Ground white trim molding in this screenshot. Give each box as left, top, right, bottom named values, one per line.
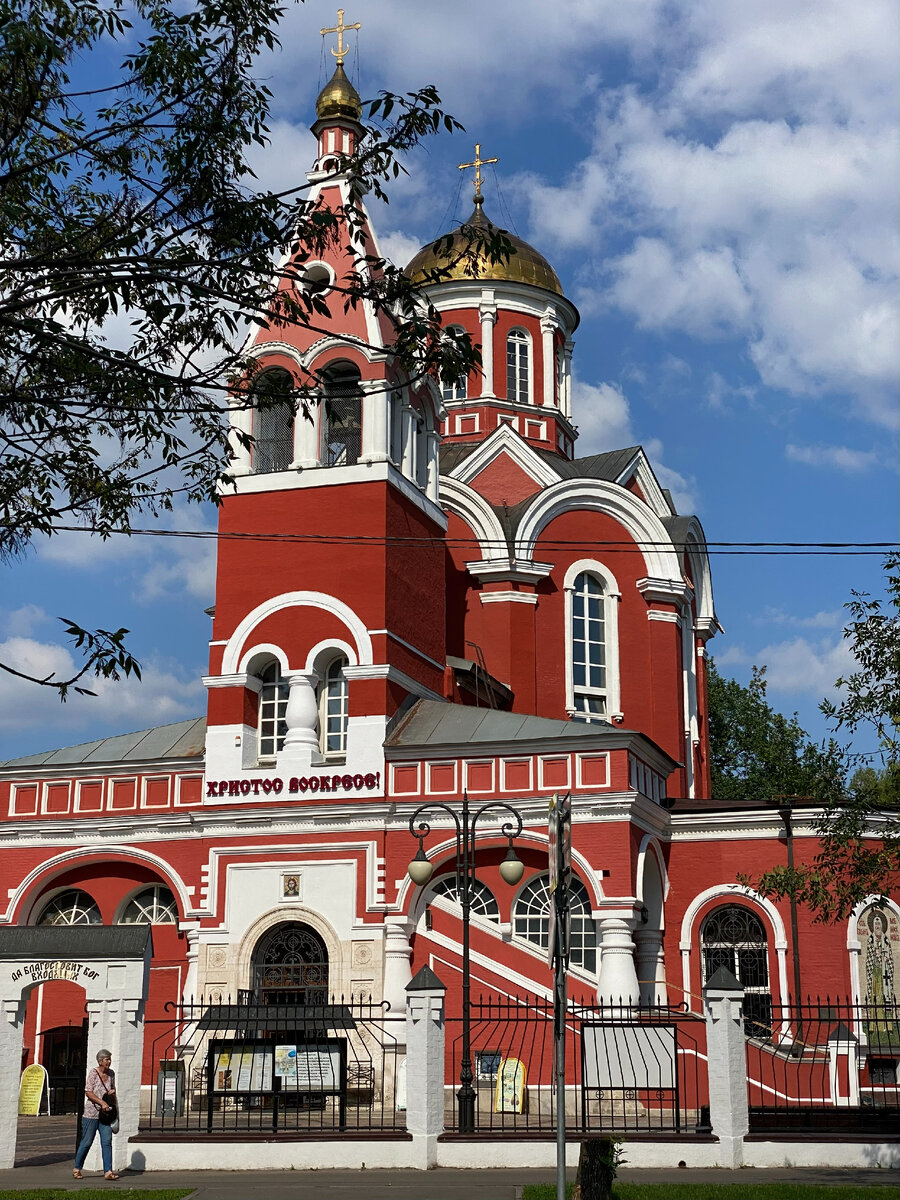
left=479, top=591, right=539, bottom=605
left=222, top=592, right=373, bottom=675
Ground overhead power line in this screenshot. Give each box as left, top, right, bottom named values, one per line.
left=40, top=525, right=900, bottom=557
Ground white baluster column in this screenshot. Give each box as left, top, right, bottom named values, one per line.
left=634, top=928, right=668, bottom=1006
left=281, top=671, right=320, bottom=753
left=596, top=916, right=640, bottom=1007
left=383, top=919, right=414, bottom=1015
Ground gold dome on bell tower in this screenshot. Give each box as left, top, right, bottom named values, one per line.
left=315, top=62, right=362, bottom=122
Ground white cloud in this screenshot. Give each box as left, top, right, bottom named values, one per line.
left=571, top=380, right=635, bottom=451
left=3, top=605, right=50, bottom=638
left=712, top=633, right=854, bottom=700
left=644, top=438, right=698, bottom=513
left=759, top=607, right=843, bottom=631
left=785, top=443, right=882, bottom=473
left=376, top=229, right=423, bottom=268
left=0, top=633, right=205, bottom=746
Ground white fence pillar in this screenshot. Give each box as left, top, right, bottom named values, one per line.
left=405, top=964, right=446, bottom=1170
left=0, top=997, right=26, bottom=1169
left=703, top=966, right=748, bottom=1168
left=827, top=1022, right=860, bottom=1107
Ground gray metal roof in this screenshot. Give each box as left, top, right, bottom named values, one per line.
left=386, top=698, right=620, bottom=749
left=0, top=717, right=206, bottom=769
left=0, top=924, right=152, bottom=961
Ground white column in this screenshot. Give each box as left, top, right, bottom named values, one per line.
left=425, top=431, right=441, bottom=503
left=228, top=399, right=253, bottom=475
left=401, top=406, right=417, bottom=478
left=0, top=997, right=26, bottom=1169
left=181, top=927, right=200, bottom=1004
left=563, top=339, right=574, bottom=419
left=405, top=965, right=446, bottom=1169
left=360, top=381, right=389, bottom=464
left=84, top=996, right=145, bottom=1173
left=827, top=1024, right=860, bottom=1107
left=596, top=916, right=640, bottom=1007
left=541, top=311, right=555, bottom=408
left=281, top=671, right=320, bottom=753
left=479, top=301, right=497, bottom=398
left=292, top=398, right=320, bottom=468
left=382, top=919, right=414, bottom=1015
left=703, top=970, right=747, bottom=1168
left=634, top=929, right=668, bottom=1006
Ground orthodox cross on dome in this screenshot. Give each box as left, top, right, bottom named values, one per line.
left=458, top=143, right=499, bottom=202
left=320, top=8, right=361, bottom=65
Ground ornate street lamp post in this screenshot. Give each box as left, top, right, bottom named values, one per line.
left=407, top=791, right=525, bottom=1133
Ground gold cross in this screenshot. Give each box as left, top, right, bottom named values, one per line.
left=458, top=143, right=499, bottom=201
left=320, top=8, right=361, bottom=65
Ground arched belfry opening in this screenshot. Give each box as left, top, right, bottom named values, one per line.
left=249, top=922, right=329, bottom=1005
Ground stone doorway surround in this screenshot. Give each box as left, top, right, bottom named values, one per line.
left=0, top=925, right=151, bottom=1172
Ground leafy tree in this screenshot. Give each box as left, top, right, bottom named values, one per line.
left=0, top=0, right=504, bottom=697
left=746, top=555, right=900, bottom=919
left=707, top=660, right=845, bottom=804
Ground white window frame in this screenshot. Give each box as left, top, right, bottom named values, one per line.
left=318, top=653, right=350, bottom=759
left=564, top=559, right=622, bottom=723
left=442, top=326, right=467, bottom=402
left=258, top=658, right=289, bottom=762
left=506, top=328, right=531, bottom=405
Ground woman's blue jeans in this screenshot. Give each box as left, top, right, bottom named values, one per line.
left=74, top=1117, right=112, bottom=1172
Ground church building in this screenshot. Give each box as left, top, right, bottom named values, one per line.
left=0, top=40, right=894, bottom=1110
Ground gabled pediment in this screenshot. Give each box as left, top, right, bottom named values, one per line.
left=448, top=424, right=561, bottom=496
left=615, top=449, right=675, bottom=518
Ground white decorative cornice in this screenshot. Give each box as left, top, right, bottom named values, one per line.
left=647, top=610, right=680, bottom=624
left=203, top=673, right=262, bottom=692
left=466, top=558, right=554, bottom=583
left=636, top=576, right=693, bottom=607
left=479, top=591, right=539, bottom=605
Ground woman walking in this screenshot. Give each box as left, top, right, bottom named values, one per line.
left=73, top=1048, right=119, bottom=1180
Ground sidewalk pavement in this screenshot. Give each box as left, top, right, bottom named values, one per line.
left=1, top=1162, right=899, bottom=1198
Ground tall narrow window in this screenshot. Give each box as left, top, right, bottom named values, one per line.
left=506, top=329, right=530, bottom=404
left=701, top=906, right=772, bottom=1036
left=320, top=655, right=349, bottom=757
left=258, top=660, right=289, bottom=760
left=572, top=571, right=607, bottom=719
left=322, top=364, right=362, bottom=467
left=442, top=326, right=467, bottom=402
left=251, top=369, right=294, bottom=474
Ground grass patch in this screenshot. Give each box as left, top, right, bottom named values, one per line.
left=523, top=1186, right=900, bottom=1200
left=0, top=1191, right=194, bottom=1200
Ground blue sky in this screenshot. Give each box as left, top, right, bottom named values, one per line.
left=1, top=0, right=897, bottom=763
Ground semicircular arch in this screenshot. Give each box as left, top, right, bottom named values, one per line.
left=222, top=592, right=372, bottom=675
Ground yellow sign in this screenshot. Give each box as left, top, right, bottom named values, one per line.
left=18, top=1064, right=47, bottom=1116
left=493, top=1057, right=526, bottom=1114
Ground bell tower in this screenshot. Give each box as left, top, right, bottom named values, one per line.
left=203, top=26, right=447, bottom=792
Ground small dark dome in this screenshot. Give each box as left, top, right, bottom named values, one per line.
left=405, top=199, right=563, bottom=296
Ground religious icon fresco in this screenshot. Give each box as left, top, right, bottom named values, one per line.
left=857, top=905, right=900, bottom=1043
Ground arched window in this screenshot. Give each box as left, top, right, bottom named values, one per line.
left=120, top=885, right=178, bottom=924
left=251, top=922, right=329, bottom=1004
left=514, top=875, right=597, bottom=973
left=251, top=369, right=294, bottom=474
left=431, top=876, right=500, bottom=922
left=37, top=889, right=101, bottom=926
left=319, top=654, right=349, bottom=758
left=321, top=363, right=362, bottom=467
left=556, top=345, right=566, bottom=406
left=506, top=329, right=530, bottom=405
left=701, top=905, right=772, bottom=1036
left=442, top=326, right=467, bottom=402
left=565, top=561, right=621, bottom=723
left=258, top=659, right=289, bottom=761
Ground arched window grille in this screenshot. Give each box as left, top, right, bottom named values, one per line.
left=431, top=876, right=500, bottom=922
left=506, top=329, right=530, bottom=405
left=251, top=369, right=294, bottom=474
left=251, top=923, right=329, bottom=1005
left=442, top=326, right=467, bottom=402
left=319, top=655, right=349, bottom=757
left=571, top=571, right=607, bottom=719
left=701, top=905, right=772, bottom=1037
left=120, top=885, right=178, bottom=924
left=37, top=889, right=101, bottom=926
left=321, top=364, right=362, bottom=467
left=514, top=875, right=596, bottom=973
left=258, top=660, right=289, bottom=760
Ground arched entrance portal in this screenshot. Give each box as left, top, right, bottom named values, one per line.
left=250, top=923, right=329, bottom=1004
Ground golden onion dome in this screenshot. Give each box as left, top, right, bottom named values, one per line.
left=315, top=63, right=362, bottom=122
left=405, top=198, right=563, bottom=296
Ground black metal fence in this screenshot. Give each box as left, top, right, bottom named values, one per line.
left=746, top=998, right=900, bottom=1133
left=446, top=995, right=709, bottom=1135
left=141, top=996, right=406, bottom=1135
